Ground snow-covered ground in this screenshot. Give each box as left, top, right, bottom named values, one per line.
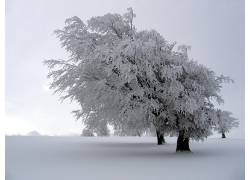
left=5, top=136, right=244, bottom=180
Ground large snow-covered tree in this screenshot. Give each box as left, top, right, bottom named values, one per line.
left=44, top=8, right=172, bottom=142
left=44, top=8, right=235, bottom=151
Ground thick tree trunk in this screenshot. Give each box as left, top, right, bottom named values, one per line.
left=156, top=131, right=165, bottom=145
left=222, top=133, right=226, bottom=138
left=176, top=130, right=191, bottom=152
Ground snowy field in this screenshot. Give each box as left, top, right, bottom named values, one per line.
left=6, top=136, right=244, bottom=180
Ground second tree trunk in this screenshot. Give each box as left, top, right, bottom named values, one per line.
left=222, top=133, right=226, bottom=138
left=176, top=130, right=190, bottom=152
left=156, top=131, right=165, bottom=145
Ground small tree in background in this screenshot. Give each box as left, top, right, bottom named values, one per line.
left=215, top=110, right=239, bottom=138
left=81, top=128, right=94, bottom=137
left=96, top=121, right=110, bottom=137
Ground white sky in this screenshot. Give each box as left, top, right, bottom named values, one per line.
left=5, top=0, right=245, bottom=138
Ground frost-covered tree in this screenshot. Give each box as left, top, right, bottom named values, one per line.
left=43, top=8, right=174, bottom=144
left=96, top=121, right=110, bottom=136
left=113, top=128, right=141, bottom=137
left=169, top=56, right=234, bottom=151
left=44, top=8, right=235, bottom=151
left=83, top=116, right=110, bottom=136
left=215, top=110, right=239, bottom=138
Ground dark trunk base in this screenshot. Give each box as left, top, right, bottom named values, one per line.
left=157, top=131, right=165, bottom=145
left=176, top=130, right=191, bottom=152
left=222, top=133, right=226, bottom=138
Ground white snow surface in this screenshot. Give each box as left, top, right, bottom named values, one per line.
left=6, top=136, right=244, bottom=180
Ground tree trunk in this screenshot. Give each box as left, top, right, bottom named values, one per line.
left=161, top=134, right=165, bottom=143
left=222, top=133, right=226, bottom=138
left=176, top=130, right=191, bottom=152
left=156, top=131, right=165, bottom=145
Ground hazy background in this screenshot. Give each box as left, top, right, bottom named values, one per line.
left=5, top=0, right=245, bottom=138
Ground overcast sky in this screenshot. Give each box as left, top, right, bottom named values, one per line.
left=5, top=0, right=245, bottom=138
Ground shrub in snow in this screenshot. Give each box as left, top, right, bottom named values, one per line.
left=27, top=131, right=42, bottom=136
left=81, top=129, right=94, bottom=137
left=85, top=121, right=110, bottom=136
left=114, top=129, right=140, bottom=137
left=96, top=126, right=110, bottom=137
